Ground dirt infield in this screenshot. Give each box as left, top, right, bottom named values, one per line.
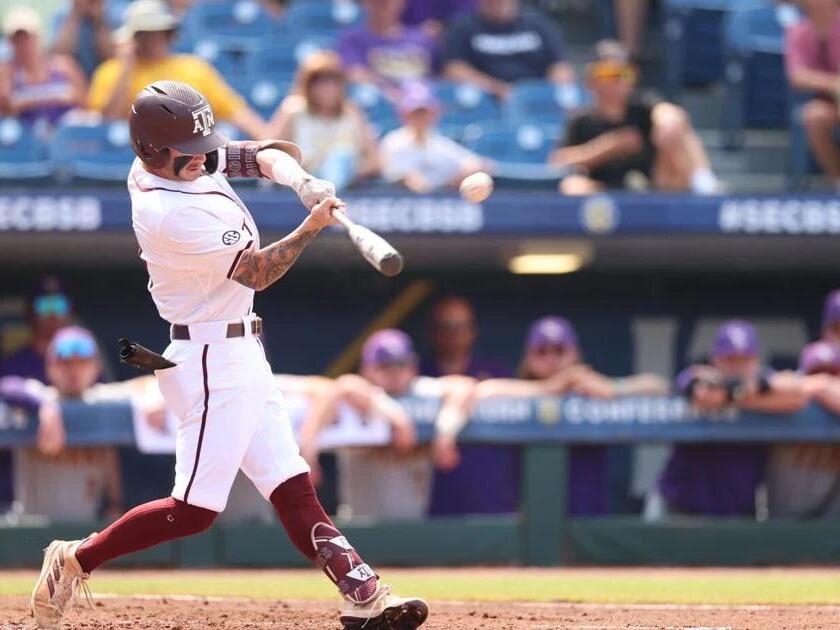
left=3, top=595, right=840, bottom=629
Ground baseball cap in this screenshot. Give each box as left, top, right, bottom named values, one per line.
left=711, top=320, right=759, bottom=359
left=48, top=326, right=98, bottom=361
left=3, top=6, right=42, bottom=38
left=361, top=329, right=417, bottom=367
left=30, top=276, right=71, bottom=318
left=398, top=82, right=440, bottom=115
left=525, top=316, right=579, bottom=351
left=799, top=340, right=840, bottom=374
left=116, top=0, right=179, bottom=41
left=822, top=289, right=840, bottom=331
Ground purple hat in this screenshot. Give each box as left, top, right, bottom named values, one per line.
left=711, top=320, right=759, bottom=359
left=47, top=326, right=98, bottom=361
left=822, top=290, right=840, bottom=331
left=526, top=316, right=579, bottom=351
left=398, top=82, right=440, bottom=115
left=361, top=329, right=417, bottom=367
left=799, top=340, right=840, bottom=374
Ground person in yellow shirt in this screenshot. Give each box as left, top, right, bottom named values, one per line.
left=88, top=0, right=268, bottom=139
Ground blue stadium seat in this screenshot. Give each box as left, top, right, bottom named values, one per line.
left=0, top=119, right=52, bottom=180
left=348, top=83, right=399, bottom=137
left=229, top=77, right=293, bottom=119
left=283, top=1, right=364, bottom=37
left=505, top=81, right=583, bottom=136
left=50, top=121, right=136, bottom=182
left=463, top=122, right=558, bottom=164
left=662, top=0, right=766, bottom=98
left=245, top=36, right=336, bottom=83
left=722, top=4, right=800, bottom=147
left=179, top=0, right=280, bottom=45
left=190, top=38, right=252, bottom=77
left=432, top=82, right=499, bottom=142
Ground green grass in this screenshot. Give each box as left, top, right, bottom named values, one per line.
left=3, top=568, right=840, bottom=605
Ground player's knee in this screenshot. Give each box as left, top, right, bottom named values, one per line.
left=653, top=105, right=690, bottom=147
left=171, top=499, right=218, bottom=535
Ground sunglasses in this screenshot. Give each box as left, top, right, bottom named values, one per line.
left=34, top=294, right=70, bottom=317
left=589, top=64, right=637, bottom=83
left=53, top=336, right=97, bottom=360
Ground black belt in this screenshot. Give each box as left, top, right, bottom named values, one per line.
left=171, top=317, right=263, bottom=341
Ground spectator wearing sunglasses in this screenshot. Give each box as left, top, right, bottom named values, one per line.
left=767, top=340, right=840, bottom=517
left=519, top=315, right=666, bottom=515
left=13, top=326, right=123, bottom=522
left=550, top=40, right=720, bottom=195
left=0, top=276, right=73, bottom=383
left=419, top=295, right=517, bottom=517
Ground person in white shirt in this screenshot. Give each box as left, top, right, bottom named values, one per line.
left=30, top=80, right=428, bottom=630
left=379, top=83, right=484, bottom=193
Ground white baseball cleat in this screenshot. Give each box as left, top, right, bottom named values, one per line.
left=30, top=539, right=91, bottom=629
left=339, top=583, right=429, bottom=630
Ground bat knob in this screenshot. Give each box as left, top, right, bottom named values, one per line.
left=380, top=252, right=404, bottom=277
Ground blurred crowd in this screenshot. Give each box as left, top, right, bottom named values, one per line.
left=0, top=0, right=735, bottom=194
left=4, top=276, right=840, bottom=524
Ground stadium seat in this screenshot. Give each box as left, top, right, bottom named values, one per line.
left=661, top=0, right=766, bottom=99
left=229, top=76, right=293, bottom=120
left=432, top=82, right=499, bottom=142
left=348, top=83, right=399, bottom=137
left=245, top=36, right=336, bottom=83
left=464, top=122, right=558, bottom=165
left=0, top=118, right=52, bottom=180
left=722, top=4, right=799, bottom=148
left=283, top=0, right=364, bottom=37
left=49, top=121, right=136, bottom=182
left=505, top=81, right=583, bottom=137
left=190, top=38, right=252, bottom=77
left=179, top=0, right=280, bottom=45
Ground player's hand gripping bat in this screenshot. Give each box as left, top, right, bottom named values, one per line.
left=331, top=207, right=404, bottom=277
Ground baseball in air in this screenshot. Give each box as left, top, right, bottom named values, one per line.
left=459, top=171, right=494, bottom=203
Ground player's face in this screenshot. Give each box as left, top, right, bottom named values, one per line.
left=590, top=72, right=634, bottom=108
left=46, top=356, right=100, bottom=398
left=133, top=30, right=173, bottom=59
left=309, top=73, right=345, bottom=112
left=712, top=354, right=759, bottom=380
left=480, top=0, right=519, bottom=22
left=363, top=361, right=417, bottom=396
left=166, top=148, right=207, bottom=181
left=526, top=345, right=579, bottom=379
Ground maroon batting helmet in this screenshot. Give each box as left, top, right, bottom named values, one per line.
left=129, top=80, right=228, bottom=172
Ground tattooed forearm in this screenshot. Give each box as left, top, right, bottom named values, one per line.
left=232, top=225, right=320, bottom=291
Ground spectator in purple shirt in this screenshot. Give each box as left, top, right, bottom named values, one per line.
left=0, top=276, right=74, bottom=383
left=402, top=0, right=475, bottom=39
left=785, top=0, right=840, bottom=190
left=419, top=296, right=518, bottom=516
left=647, top=320, right=808, bottom=521
left=337, top=0, right=436, bottom=96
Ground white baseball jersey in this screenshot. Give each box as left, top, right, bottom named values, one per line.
left=128, top=155, right=309, bottom=513
left=129, top=151, right=259, bottom=325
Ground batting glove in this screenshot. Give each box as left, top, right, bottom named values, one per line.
left=296, top=177, right=336, bottom=210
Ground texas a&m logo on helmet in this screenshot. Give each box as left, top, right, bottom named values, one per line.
left=192, top=104, right=215, bottom=136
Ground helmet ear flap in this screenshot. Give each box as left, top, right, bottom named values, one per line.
left=204, top=149, right=219, bottom=174
left=134, top=139, right=170, bottom=169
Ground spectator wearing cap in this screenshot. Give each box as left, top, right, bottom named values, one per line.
left=337, top=0, right=436, bottom=94
left=269, top=51, right=380, bottom=192
left=785, top=0, right=840, bottom=190
left=767, top=340, right=840, bottom=517
left=379, top=83, right=485, bottom=193
left=419, top=295, right=518, bottom=517
left=50, top=0, right=116, bottom=79
left=0, top=277, right=74, bottom=383
left=647, top=320, right=808, bottom=521
left=518, top=315, right=667, bottom=515
left=442, top=0, right=575, bottom=100
left=87, top=0, right=268, bottom=138
left=550, top=40, right=720, bottom=195
left=302, top=329, right=476, bottom=520
left=821, top=289, right=840, bottom=344
left=0, top=6, right=86, bottom=128
left=13, top=326, right=123, bottom=522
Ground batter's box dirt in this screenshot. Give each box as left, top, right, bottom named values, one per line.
left=1, top=596, right=839, bottom=629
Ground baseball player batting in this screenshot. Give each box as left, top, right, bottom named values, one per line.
left=30, top=80, right=428, bottom=630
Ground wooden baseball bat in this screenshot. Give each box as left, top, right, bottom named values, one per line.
left=331, top=208, right=404, bottom=277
